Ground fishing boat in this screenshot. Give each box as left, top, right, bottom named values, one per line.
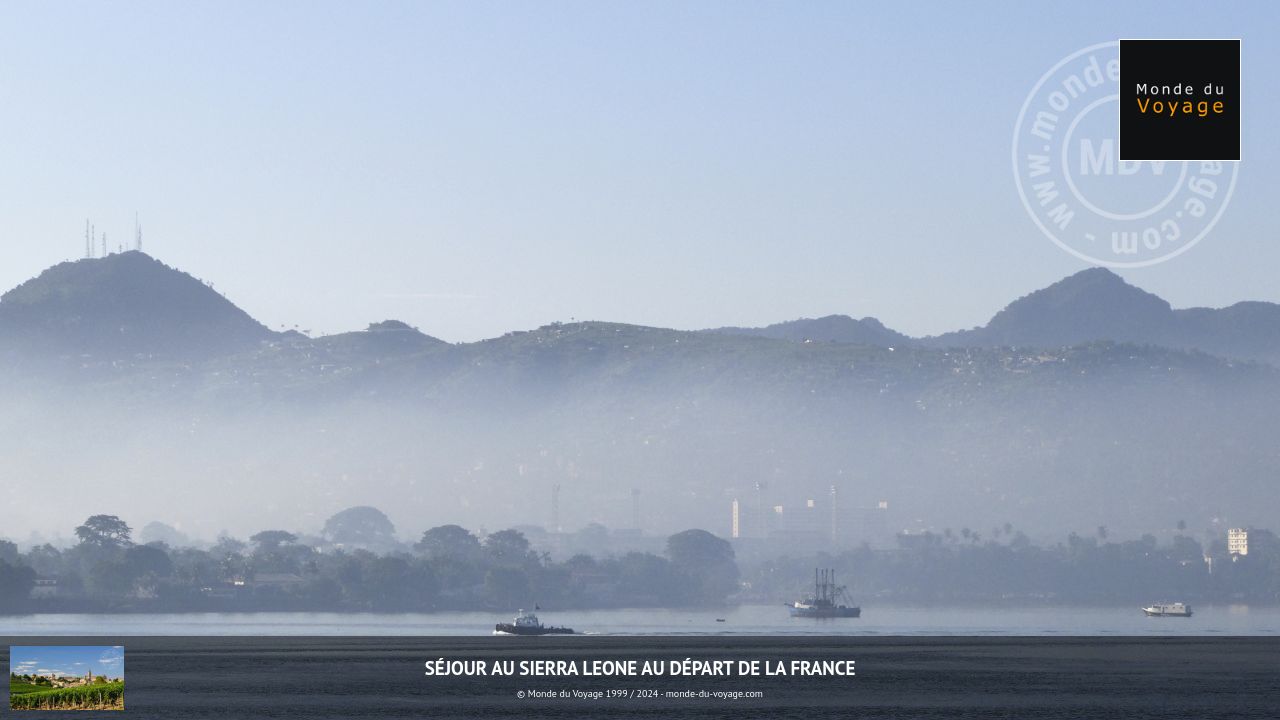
left=1142, top=602, right=1193, bottom=617
left=494, top=609, right=575, bottom=635
left=788, top=568, right=861, bottom=618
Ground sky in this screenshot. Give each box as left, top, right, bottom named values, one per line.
left=0, top=1, right=1276, bottom=342
left=10, top=645, right=124, bottom=679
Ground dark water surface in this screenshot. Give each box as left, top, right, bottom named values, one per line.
left=4, top=636, right=1276, bottom=719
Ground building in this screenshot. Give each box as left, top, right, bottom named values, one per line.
left=1228, top=528, right=1249, bottom=556
left=29, top=578, right=59, bottom=599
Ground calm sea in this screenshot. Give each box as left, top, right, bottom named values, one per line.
left=3, top=603, right=1278, bottom=635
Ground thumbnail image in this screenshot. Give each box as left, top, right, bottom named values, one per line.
left=9, top=646, right=124, bottom=711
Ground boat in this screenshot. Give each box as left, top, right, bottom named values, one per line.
left=788, top=568, right=861, bottom=618
left=494, top=609, right=575, bottom=635
left=1142, top=602, right=1193, bottom=617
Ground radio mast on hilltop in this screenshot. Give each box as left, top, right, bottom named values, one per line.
left=84, top=219, right=91, bottom=258
left=135, top=212, right=142, bottom=252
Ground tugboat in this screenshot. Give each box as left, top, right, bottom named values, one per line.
left=494, top=609, right=575, bottom=635
left=788, top=568, right=861, bottom=618
left=1142, top=602, right=1193, bottom=617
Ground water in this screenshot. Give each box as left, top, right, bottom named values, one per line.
left=3, top=603, right=1278, bottom=636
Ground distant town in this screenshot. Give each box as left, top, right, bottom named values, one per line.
left=10, top=670, right=122, bottom=689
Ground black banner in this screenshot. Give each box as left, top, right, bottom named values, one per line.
left=5, top=636, right=1278, bottom=719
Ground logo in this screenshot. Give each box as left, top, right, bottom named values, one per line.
left=1013, top=41, right=1238, bottom=267
left=1119, top=39, right=1240, bottom=161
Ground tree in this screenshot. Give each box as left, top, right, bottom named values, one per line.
left=0, top=561, right=35, bottom=610
left=86, top=559, right=133, bottom=598
left=667, top=529, right=735, bottom=569
left=75, top=515, right=133, bottom=549
left=359, top=556, right=438, bottom=610
left=565, top=554, right=598, bottom=573
left=1170, top=535, right=1203, bottom=563
left=139, top=521, right=189, bottom=546
left=249, top=530, right=298, bottom=551
left=24, top=544, right=62, bottom=577
left=124, top=544, right=174, bottom=582
left=0, top=539, right=19, bottom=564
left=209, top=535, right=248, bottom=580
left=415, top=525, right=480, bottom=560
left=249, top=531, right=309, bottom=574
left=211, top=534, right=247, bottom=557
left=665, top=529, right=739, bottom=604
left=485, top=529, right=532, bottom=565
left=322, top=506, right=397, bottom=549
left=484, top=567, right=530, bottom=609
left=614, top=552, right=680, bottom=603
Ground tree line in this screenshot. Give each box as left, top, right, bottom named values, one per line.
left=744, top=527, right=1280, bottom=604
left=0, top=508, right=739, bottom=613
left=5, top=509, right=1278, bottom=612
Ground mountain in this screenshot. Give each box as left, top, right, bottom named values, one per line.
left=707, top=315, right=913, bottom=347
left=2, top=253, right=1280, bottom=542
left=1172, top=301, right=1280, bottom=363
left=712, top=269, right=1280, bottom=365
left=926, top=268, right=1178, bottom=349
left=0, top=251, right=275, bottom=359
left=924, top=268, right=1280, bottom=364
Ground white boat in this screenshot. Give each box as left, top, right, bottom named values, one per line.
left=493, top=609, right=574, bottom=635
left=1142, top=602, right=1192, bottom=617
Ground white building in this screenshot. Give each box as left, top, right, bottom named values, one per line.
left=1228, top=528, right=1249, bottom=556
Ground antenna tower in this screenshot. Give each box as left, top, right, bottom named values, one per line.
left=551, top=484, right=561, bottom=534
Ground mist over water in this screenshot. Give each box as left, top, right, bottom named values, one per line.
left=5, top=605, right=1278, bottom=636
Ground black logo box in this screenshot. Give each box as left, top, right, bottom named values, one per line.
left=1119, top=39, right=1241, bottom=161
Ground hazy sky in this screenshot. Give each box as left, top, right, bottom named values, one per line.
left=1, top=1, right=1275, bottom=342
